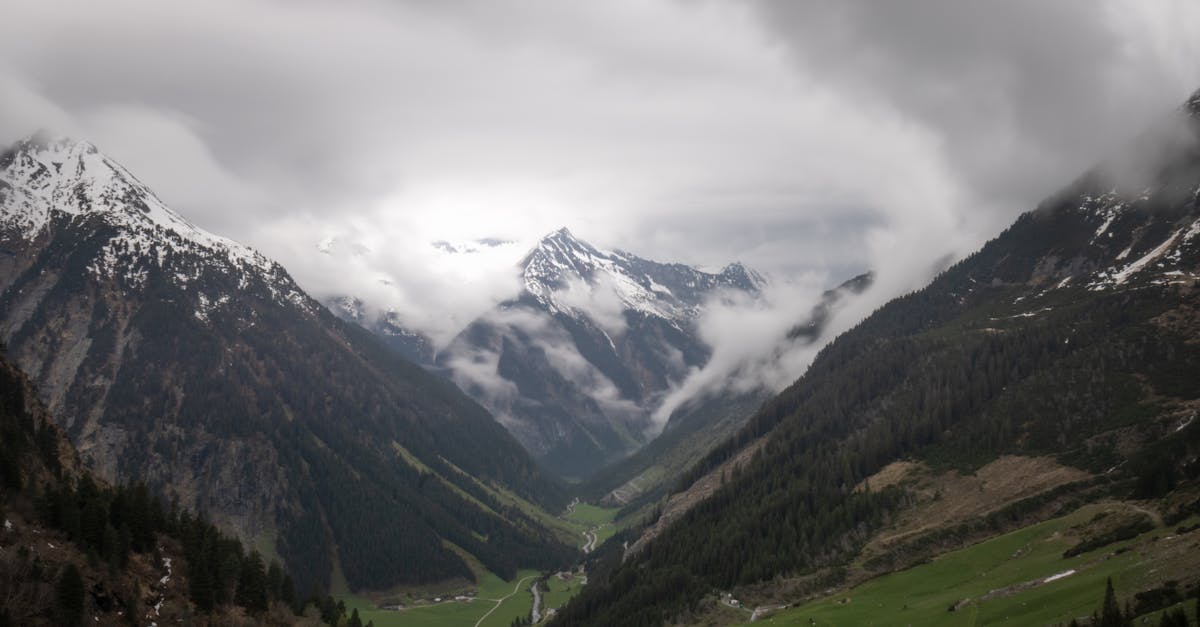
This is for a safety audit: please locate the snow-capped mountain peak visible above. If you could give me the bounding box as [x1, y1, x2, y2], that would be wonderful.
[0, 134, 310, 311]
[518, 227, 763, 323]
[1, 134, 265, 267]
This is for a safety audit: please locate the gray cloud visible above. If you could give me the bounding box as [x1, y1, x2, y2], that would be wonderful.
[650, 0, 1200, 416]
[1, 0, 1198, 410]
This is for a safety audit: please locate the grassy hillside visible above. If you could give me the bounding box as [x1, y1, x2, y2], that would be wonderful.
[747, 503, 1200, 626]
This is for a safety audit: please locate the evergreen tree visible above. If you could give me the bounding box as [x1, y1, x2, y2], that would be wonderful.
[281, 573, 297, 610]
[347, 608, 364, 627]
[236, 550, 269, 613]
[1100, 577, 1124, 627]
[54, 564, 85, 626]
[102, 523, 120, 572]
[189, 546, 215, 612]
[266, 559, 284, 601]
[1157, 607, 1189, 627]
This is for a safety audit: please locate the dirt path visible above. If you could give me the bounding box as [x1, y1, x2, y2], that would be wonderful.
[1128, 503, 1163, 526]
[473, 575, 536, 627]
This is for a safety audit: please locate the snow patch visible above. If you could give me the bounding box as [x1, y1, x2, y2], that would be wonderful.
[1109, 231, 1182, 284]
[1043, 569, 1076, 584]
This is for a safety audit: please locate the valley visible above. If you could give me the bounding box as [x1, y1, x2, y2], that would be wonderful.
[334, 500, 620, 626]
[3, 7, 1199, 626]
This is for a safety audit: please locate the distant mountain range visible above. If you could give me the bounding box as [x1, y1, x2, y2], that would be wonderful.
[329, 227, 769, 478]
[0, 134, 575, 596]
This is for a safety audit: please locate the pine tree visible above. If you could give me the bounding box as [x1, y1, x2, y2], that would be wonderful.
[236, 550, 268, 613]
[189, 546, 215, 612]
[267, 559, 284, 601]
[102, 523, 120, 572]
[347, 608, 364, 627]
[54, 564, 85, 626]
[1099, 577, 1124, 627]
[281, 573, 297, 610]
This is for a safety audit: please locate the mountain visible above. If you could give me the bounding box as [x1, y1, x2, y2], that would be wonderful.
[326, 295, 436, 364]
[552, 91, 1200, 625]
[578, 272, 873, 511]
[436, 227, 765, 478]
[0, 134, 575, 597]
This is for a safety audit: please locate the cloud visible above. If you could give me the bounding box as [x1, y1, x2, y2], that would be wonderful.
[557, 274, 629, 336]
[652, 278, 823, 423]
[79, 104, 267, 233]
[0, 0, 949, 279]
[260, 217, 528, 347]
[443, 306, 643, 432]
[2, 0, 1198, 416]
[748, 0, 1200, 225]
[644, 0, 1200, 418]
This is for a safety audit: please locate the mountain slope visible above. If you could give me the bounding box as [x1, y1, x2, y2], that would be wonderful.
[552, 91, 1200, 626]
[0, 347, 307, 626]
[437, 228, 764, 478]
[578, 272, 873, 512]
[0, 134, 574, 596]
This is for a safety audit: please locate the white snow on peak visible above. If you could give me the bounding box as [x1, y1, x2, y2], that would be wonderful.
[519, 228, 760, 323]
[0, 134, 312, 312]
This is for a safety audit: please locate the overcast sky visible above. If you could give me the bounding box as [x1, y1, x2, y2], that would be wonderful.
[2, 0, 1199, 346]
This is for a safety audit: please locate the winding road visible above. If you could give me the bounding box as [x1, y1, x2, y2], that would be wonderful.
[473, 575, 536, 627]
[582, 527, 598, 553]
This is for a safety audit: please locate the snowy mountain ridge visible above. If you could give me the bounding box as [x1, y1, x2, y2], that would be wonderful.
[520, 227, 764, 325]
[0, 134, 311, 312]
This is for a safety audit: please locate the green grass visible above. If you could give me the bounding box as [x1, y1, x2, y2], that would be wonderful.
[542, 573, 586, 614]
[593, 524, 618, 546]
[339, 570, 546, 627]
[251, 528, 279, 563]
[407, 446, 592, 548]
[332, 500, 611, 624]
[747, 505, 1184, 626]
[562, 501, 621, 551]
[564, 503, 618, 526]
